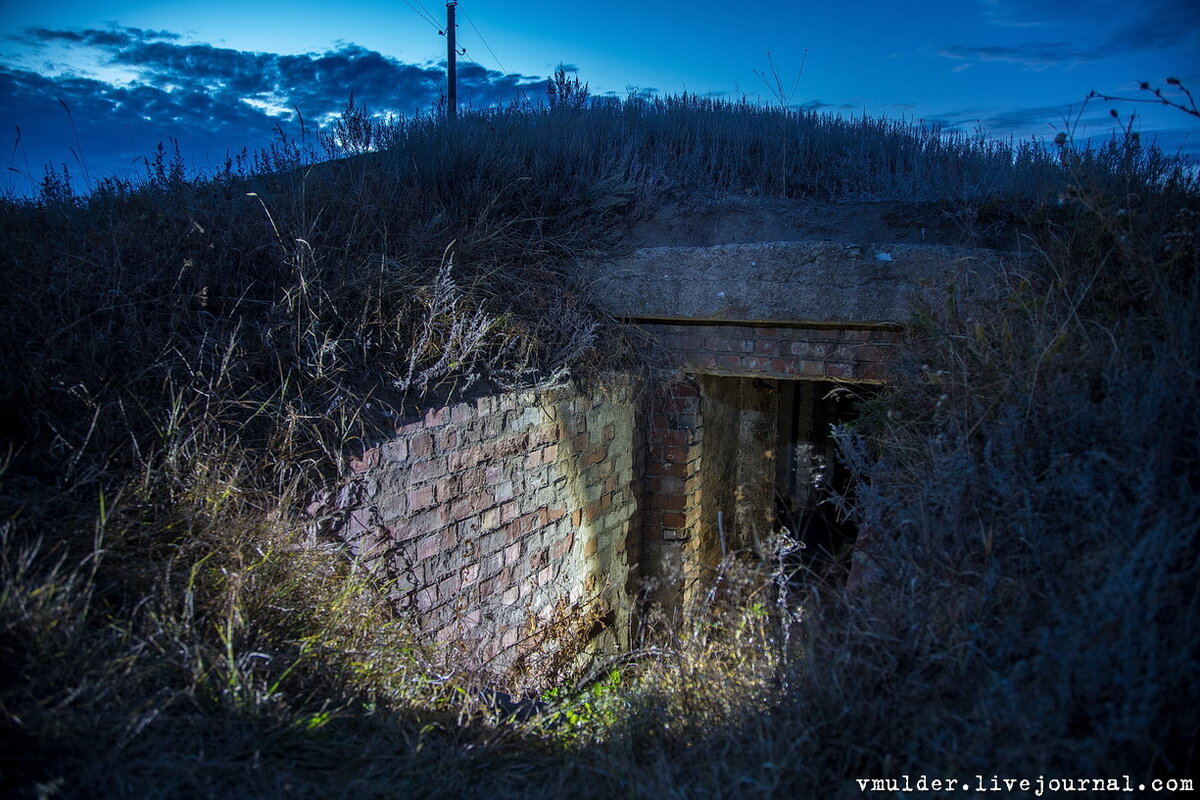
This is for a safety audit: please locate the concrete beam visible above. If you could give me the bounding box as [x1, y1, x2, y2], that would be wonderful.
[582, 240, 1034, 326]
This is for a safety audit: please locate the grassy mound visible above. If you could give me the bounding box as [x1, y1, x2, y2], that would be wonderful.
[1, 95, 1196, 797]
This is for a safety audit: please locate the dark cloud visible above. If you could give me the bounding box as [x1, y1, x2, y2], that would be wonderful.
[945, 0, 1200, 70]
[1, 25, 546, 195]
[977, 0, 1125, 28]
[937, 42, 1096, 70]
[8, 25, 180, 54]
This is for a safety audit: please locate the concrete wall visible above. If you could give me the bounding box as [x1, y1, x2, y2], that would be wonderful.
[311, 379, 641, 680]
[585, 240, 1030, 326]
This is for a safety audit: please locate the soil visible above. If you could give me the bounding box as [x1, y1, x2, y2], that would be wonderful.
[622, 195, 1040, 252]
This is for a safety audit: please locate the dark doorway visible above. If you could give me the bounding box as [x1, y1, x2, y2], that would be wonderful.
[694, 376, 869, 579]
[774, 380, 866, 577]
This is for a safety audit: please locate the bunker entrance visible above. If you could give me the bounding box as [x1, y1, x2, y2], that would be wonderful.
[695, 376, 865, 577]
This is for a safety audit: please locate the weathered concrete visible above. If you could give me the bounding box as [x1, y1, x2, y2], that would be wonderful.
[586, 240, 1032, 325]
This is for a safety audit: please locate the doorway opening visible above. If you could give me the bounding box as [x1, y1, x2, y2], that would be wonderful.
[694, 375, 869, 579]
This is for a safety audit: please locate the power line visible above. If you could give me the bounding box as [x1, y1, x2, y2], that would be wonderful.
[459, 5, 507, 75]
[400, 0, 441, 31]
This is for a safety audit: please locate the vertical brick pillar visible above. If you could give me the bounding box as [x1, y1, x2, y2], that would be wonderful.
[639, 378, 702, 608]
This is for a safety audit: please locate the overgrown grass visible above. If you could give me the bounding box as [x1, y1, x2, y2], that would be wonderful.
[1, 94, 1197, 797]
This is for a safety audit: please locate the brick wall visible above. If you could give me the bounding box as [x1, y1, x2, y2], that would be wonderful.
[313, 379, 641, 680]
[643, 322, 901, 382]
[311, 321, 898, 677]
[638, 321, 898, 605]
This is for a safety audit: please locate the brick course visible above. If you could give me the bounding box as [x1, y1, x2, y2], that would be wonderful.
[316, 380, 640, 676]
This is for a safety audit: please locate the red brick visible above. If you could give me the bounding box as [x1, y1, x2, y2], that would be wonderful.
[473, 491, 494, 514]
[658, 445, 689, 463]
[409, 431, 435, 458]
[408, 457, 447, 484]
[583, 536, 598, 557]
[407, 484, 435, 512]
[654, 461, 689, 479]
[450, 496, 475, 520]
[500, 501, 519, 523]
[717, 354, 741, 370]
[651, 492, 686, 511]
[571, 433, 589, 453]
[660, 429, 689, 446]
[349, 448, 379, 474]
[791, 341, 829, 360]
[770, 357, 799, 375]
[447, 445, 485, 472]
[435, 428, 458, 451]
[550, 531, 575, 560]
[603, 476, 618, 493]
[416, 535, 440, 561]
[825, 363, 849, 378]
[581, 446, 608, 466]
[571, 508, 583, 527]
[434, 475, 460, 502]
[424, 406, 450, 427]
[407, 506, 450, 537]
[461, 467, 486, 492]
[661, 511, 686, 528]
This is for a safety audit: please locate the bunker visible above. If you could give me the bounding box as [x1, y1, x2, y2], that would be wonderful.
[315, 232, 1032, 681]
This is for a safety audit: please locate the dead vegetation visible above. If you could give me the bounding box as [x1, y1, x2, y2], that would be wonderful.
[1, 92, 1197, 797]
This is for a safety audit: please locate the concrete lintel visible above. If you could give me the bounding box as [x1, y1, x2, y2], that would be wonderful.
[583, 239, 1033, 325]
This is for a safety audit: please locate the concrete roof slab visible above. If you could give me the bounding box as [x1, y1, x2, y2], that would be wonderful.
[582, 240, 1035, 326]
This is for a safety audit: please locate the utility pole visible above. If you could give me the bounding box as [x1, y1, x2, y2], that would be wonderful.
[446, 1, 457, 117]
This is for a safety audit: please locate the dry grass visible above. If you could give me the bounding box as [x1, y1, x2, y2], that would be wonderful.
[1, 94, 1197, 797]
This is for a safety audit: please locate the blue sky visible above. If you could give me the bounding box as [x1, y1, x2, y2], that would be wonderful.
[1, 0, 1197, 195]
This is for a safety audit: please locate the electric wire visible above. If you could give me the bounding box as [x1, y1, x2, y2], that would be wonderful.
[459, 5, 507, 75]
[400, 0, 441, 31]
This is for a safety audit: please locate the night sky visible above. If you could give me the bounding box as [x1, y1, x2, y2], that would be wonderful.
[2, 0, 1197, 196]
